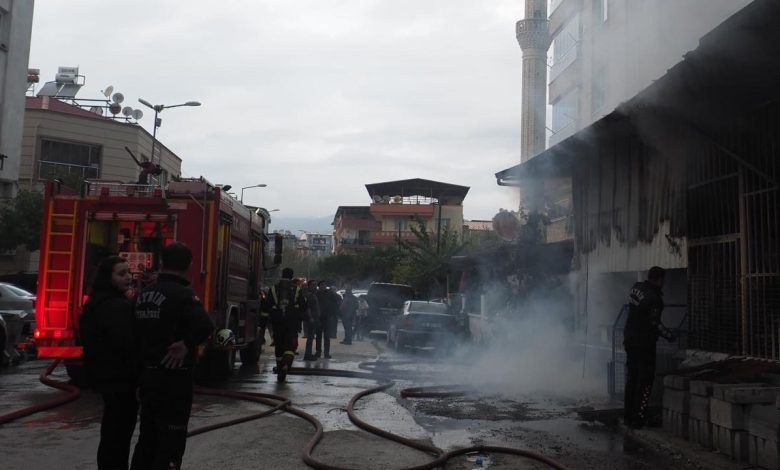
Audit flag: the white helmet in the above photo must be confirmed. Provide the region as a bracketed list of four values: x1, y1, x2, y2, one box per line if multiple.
[214, 329, 235, 348]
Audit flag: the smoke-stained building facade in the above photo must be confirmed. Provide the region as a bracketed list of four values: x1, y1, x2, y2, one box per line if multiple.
[501, 0, 780, 367]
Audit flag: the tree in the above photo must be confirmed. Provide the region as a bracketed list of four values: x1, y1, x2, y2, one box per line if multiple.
[394, 218, 467, 298]
[0, 190, 44, 251]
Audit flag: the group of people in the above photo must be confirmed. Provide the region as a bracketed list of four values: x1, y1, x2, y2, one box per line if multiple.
[260, 271, 369, 380]
[81, 242, 213, 470]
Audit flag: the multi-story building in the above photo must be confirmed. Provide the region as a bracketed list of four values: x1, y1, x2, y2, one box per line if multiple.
[297, 232, 333, 257]
[547, 0, 750, 146]
[18, 96, 182, 190]
[0, 0, 35, 198]
[332, 179, 470, 254]
[332, 206, 381, 255]
[499, 0, 751, 242]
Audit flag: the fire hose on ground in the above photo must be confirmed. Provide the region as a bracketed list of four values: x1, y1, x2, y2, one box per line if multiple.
[0, 360, 570, 470]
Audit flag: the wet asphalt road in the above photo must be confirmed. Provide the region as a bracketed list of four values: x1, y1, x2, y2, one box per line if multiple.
[0, 331, 717, 470]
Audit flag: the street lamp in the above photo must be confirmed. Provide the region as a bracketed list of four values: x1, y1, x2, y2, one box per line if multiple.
[240, 183, 267, 202]
[138, 98, 201, 164]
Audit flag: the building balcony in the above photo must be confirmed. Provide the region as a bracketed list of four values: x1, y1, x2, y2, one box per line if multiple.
[369, 203, 435, 218]
[369, 231, 425, 244]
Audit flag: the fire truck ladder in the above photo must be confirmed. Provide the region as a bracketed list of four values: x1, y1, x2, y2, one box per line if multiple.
[37, 197, 80, 357]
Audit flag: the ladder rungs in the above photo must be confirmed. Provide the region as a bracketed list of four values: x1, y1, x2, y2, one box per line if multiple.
[52, 214, 76, 218]
[46, 270, 72, 274]
[45, 288, 70, 292]
[49, 232, 73, 235]
[49, 251, 73, 255]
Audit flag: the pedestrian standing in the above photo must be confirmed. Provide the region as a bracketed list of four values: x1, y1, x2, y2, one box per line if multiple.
[339, 284, 358, 345]
[355, 294, 369, 340]
[303, 280, 321, 360]
[81, 256, 137, 470]
[130, 242, 214, 470]
[623, 266, 676, 429]
[262, 267, 307, 382]
[315, 281, 336, 359]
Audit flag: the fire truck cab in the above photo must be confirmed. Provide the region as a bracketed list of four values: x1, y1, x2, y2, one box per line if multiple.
[34, 178, 274, 379]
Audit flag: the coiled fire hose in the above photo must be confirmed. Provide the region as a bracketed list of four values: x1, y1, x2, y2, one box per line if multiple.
[1, 360, 570, 470]
[0, 359, 80, 425]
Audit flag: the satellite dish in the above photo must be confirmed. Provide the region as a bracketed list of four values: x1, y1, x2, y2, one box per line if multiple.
[103, 85, 114, 97]
[89, 106, 104, 116]
[111, 92, 125, 104]
[122, 106, 133, 117]
[132, 109, 144, 120]
[108, 103, 122, 115]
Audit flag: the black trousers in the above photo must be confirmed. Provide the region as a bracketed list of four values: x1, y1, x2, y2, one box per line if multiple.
[304, 321, 322, 357]
[98, 387, 138, 470]
[623, 344, 656, 427]
[273, 323, 298, 362]
[315, 319, 330, 356]
[342, 315, 354, 343]
[130, 369, 194, 470]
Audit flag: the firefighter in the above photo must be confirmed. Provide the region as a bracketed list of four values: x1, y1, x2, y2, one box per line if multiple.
[623, 266, 676, 429]
[263, 267, 307, 382]
[130, 242, 214, 470]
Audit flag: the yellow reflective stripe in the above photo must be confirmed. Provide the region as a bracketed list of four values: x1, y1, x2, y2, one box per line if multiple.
[271, 286, 278, 304]
[260, 312, 270, 317]
[283, 350, 295, 356]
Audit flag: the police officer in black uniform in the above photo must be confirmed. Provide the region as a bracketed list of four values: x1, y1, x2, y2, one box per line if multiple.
[262, 267, 307, 382]
[623, 266, 676, 429]
[130, 242, 214, 470]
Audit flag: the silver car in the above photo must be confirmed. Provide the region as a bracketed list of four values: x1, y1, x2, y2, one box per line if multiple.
[386, 300, 458, 350]
[0, 282, 36, 337]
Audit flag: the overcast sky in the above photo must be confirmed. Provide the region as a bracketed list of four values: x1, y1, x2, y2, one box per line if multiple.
[30, 0, 524, 219]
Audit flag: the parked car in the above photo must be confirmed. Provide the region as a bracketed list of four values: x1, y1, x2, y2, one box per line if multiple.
[366, 282, 415, 332]
[0, 282, 36, 338]
[386, 300, 459, 351]
[0, 310, 30, 367]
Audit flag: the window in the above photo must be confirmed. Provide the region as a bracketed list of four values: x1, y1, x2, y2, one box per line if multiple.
[552, 89, 579, 134]
[550, 13, 580, 81]
[593, 0, 609, 24]
[38, 139, 101, 180]
[591, 67, 607, 113]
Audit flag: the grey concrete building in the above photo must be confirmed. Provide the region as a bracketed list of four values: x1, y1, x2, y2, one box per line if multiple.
[547, 0, 750, 146]
[0, 0, 34, 198]
[19, 96, 182, 190]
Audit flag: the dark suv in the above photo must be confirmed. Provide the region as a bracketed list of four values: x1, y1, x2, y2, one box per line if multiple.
[365, 282, 415, 332]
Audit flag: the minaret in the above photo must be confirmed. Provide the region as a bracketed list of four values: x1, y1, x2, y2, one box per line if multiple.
[516, 0, 551, 162]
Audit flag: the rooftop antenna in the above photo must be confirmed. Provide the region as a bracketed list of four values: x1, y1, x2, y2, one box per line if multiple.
[132, 109, 143, 120]
[102, 85, 114, 98]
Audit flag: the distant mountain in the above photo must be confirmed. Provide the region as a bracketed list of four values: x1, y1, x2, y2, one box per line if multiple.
[268, 214, 335, 234]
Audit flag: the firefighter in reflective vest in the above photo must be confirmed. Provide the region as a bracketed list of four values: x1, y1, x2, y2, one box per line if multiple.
[262, 267, 307, 382]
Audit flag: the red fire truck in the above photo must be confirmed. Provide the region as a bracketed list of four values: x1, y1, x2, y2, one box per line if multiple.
[33, 178, 279, 379]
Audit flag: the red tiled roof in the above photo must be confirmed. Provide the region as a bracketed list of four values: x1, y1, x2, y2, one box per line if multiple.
[26, 96, 111, 121]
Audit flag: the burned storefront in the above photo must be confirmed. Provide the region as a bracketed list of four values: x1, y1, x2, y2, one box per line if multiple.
[497, 0, 780, 376]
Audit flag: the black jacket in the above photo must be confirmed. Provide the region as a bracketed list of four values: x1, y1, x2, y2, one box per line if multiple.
[624, 281, 668, 348]
[262, 279, 307, 328]
[81, 289, 137, 392]
[339, 292, 358, 319]
[316, 289, 340, 321]
[133, 273, 214, 370]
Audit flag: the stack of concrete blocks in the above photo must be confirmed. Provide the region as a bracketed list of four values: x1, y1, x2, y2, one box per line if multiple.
[688, 380, 714, 448]
[745, 391, 780, 469]
[709, 384, 780, 464]
[662, 375, 690, 439]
